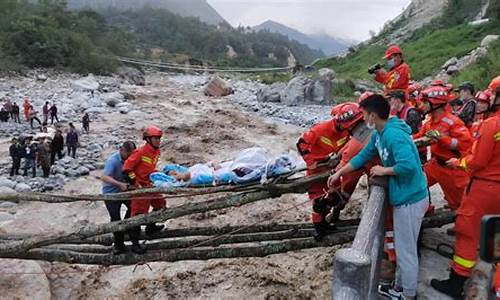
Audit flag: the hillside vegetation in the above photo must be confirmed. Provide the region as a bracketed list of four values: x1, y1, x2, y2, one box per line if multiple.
[0, 0, 323, 74]
[315, 0, 500, 83]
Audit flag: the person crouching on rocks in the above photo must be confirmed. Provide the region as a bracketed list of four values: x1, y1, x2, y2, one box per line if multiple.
[123, 126, 166, 254]
[101, 141, 137, 255]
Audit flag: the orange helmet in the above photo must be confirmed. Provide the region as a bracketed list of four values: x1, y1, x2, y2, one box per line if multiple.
[335, 102, 363, 130]
[420, 86, 454, 105]
[489, 76, 500, 93]
[330, 103, 343, 117]
[143, 125, 163, 139]
[475, 90, 492, 104]
[408, 82, 422, 99]
[384, 45, 402, 59]
[358, 91, 374, 103]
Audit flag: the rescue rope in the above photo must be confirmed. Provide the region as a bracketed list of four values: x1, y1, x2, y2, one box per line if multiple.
[118, 57, 293, 73]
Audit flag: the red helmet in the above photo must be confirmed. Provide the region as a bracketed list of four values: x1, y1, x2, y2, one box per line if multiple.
[143, 125, 163, 139]
[335, 102, 363, 130]
[475, 90, 493, 104]
[384, 45, 402, 59]
[358, 91, 374, 103]
[408, 82, 422, 100]
[489, 76, 500, 93]
[420, 86, 454, 105]
[330, 103, 343, 117]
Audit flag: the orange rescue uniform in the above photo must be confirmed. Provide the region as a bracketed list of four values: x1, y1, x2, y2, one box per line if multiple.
[414, 111, 472, 210]
[297, 119, 349, 200]
[375, 62, 411, 93]
[123, 143, 165, 216]
[451, 110, 500, 277]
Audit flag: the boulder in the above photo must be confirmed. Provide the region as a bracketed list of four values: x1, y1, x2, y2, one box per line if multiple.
[0, 178, 16, 189]
[318, 68, 336, 80]
[85, 107, 107, 114]
[256, 83, 286, 103]
[204, 76, 233, 97]
[117, 66, 146, 86]
[280, 76, 308, 106]
[0, 259, 51, 300]
[72, 74, 99, 91]
[481, 35, 499, 48]
[76, 166, 90, 176]
[119, 106, 130, 114]
[0, 186, 16, 196]
[0, 212, 14, 223]
[280, 74, 334, 106]
[442, 57, 458, 70]
[307, 76, 333, 104]
[102, 92, 124, 107]
[14, 183, 31, 193]
[36, 74, 48, 82]
[446, 65, 460, 75]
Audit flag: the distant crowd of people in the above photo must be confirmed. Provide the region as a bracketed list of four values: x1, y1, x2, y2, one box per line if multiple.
[9, 123, 81, 178]
[2, 95, 92, 179]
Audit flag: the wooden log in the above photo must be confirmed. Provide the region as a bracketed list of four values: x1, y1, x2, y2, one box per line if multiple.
[19, 229, 359, 265]
[44, 228, 347, 254]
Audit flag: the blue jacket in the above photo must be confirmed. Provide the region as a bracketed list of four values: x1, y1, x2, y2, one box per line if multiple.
[350, 117, 428, 206]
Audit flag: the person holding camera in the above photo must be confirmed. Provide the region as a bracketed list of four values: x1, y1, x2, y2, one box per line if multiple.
[368, 45, 411, 93]
[431, 76, 500, 298]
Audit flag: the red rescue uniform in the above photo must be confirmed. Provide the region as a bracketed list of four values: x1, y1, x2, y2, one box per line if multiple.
[451, 110, 500, 277]
[414, 111, 472, 210]
[298, 119, 349, 200]
[123, 143, 165, 216]
[375, 62, 411, 93]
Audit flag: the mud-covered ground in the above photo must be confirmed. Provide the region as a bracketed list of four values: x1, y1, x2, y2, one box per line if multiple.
[0, 72, 455, 299]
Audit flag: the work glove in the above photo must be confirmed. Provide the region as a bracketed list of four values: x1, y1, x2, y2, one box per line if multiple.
[425, 130, 441, 141]
[368, 63, 382, 75]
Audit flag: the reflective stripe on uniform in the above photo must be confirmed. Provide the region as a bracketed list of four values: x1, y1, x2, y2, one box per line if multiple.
[336, 136, 348, 147]
[141, 156, 154, 164]
[450, 138, 458, 150]
[494, 132, 500, 141]
[459, 158, 468, 172]
[385, 231, 394, 238]
[385, 242, 395, 250]
[453, 255, 475, 269]
[442, 117, 454, 126]
[319, 136, 334, 147]
[128, 172, 136, 179]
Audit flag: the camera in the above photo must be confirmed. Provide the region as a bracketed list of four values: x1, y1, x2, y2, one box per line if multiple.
[480, 215, 500, 263]
[368, 63, 382, 75]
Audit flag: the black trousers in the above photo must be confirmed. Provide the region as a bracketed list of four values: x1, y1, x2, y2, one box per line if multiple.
[50, 114, 59, 124]
[30, 117, 42, 129]
[50, 149, 64, 165]
[105, 200, 131, 246]
[10, 158, 20, 176]
[67, 145, 77, 158]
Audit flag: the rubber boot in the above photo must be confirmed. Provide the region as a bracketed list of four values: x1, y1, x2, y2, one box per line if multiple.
[430, 270, 467, 299]
[128, 227, 146, 254]
[313, 221, 337, 241]
[145, 223, 164, 235]
[112, 231, 127, 255]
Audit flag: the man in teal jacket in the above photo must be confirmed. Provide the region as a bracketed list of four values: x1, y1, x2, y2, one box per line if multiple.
[328, 93, 429, 300]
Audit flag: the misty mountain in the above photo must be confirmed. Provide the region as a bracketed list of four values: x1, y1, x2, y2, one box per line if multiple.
[65, 0, 227, 25]
[253, 20, 354, 56]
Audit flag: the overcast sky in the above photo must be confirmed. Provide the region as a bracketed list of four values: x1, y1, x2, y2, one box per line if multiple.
[207, 0, 411, 41]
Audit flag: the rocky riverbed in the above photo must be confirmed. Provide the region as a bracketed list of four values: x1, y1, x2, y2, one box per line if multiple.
[0, 70, 453, 299]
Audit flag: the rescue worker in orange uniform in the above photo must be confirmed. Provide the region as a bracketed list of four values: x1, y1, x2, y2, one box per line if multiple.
[123, 125, 166, 253]
[369, 45, 411, 93]
[318, 93, 376, 241]
[431, 76, 500, 298]
[413, 86, 472, 210]
[297, 102, 363, 239]
[470, 89, 492, 139]
[407, 81, 423, 110]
